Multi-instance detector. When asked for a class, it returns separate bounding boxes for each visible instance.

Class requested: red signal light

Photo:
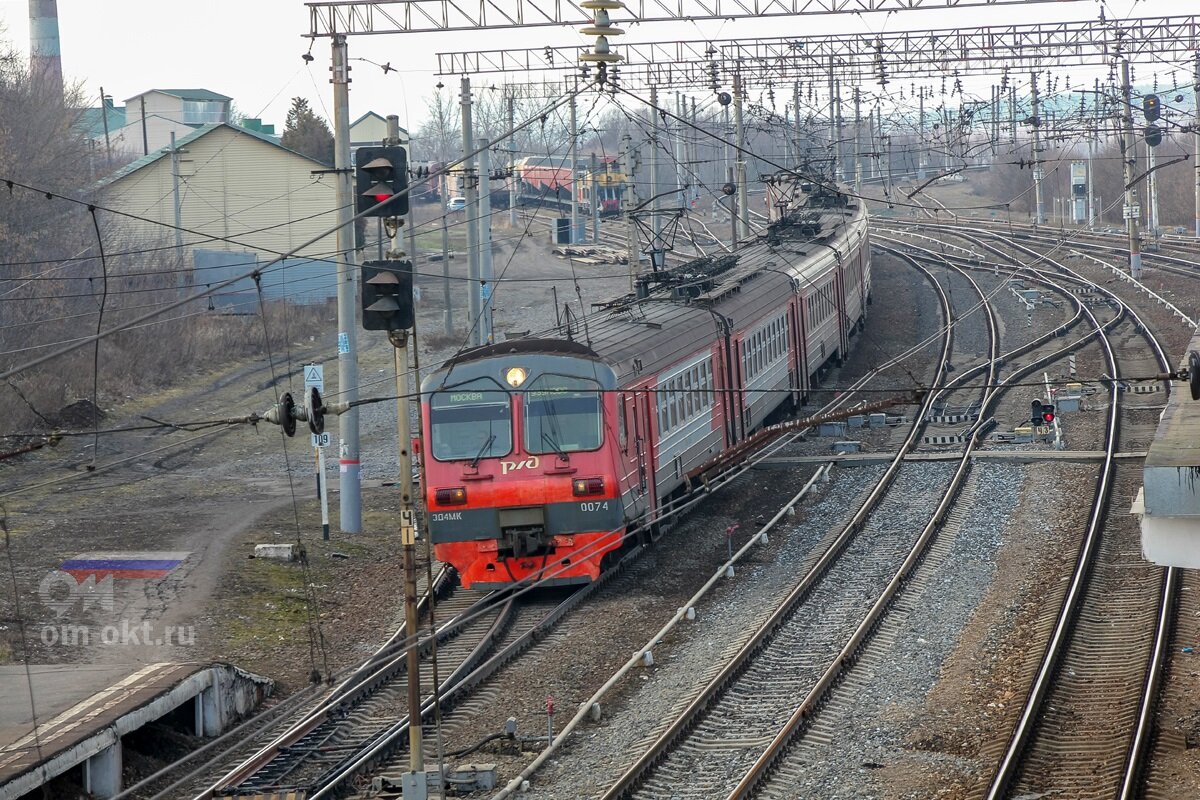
[374,192,393,202]
[1041,404,1056,424]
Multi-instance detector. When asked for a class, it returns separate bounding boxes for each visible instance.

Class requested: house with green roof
[114,89,233,154]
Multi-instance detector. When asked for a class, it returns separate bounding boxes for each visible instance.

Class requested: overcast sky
[0,0,1190,134]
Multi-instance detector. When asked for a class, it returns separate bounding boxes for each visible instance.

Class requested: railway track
[717,244,1137,799]
[593,252,964,799]
[882,222,1179,798]
[187,283,941,798]
[945,230,1176,800]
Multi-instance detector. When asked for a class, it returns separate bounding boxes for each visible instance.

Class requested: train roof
[435,194,867,385]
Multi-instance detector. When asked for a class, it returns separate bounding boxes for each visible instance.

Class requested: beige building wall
[111,117,195,157]
[101,126,338,261]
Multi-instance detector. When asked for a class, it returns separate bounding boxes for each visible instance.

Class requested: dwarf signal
[1030,399,1056,425]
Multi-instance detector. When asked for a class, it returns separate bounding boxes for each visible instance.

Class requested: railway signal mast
[1119,59,1144,280]
[354,120,427,791]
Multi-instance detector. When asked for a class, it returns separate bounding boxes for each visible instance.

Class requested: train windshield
[429,382,512,462]
[523,375,602,455]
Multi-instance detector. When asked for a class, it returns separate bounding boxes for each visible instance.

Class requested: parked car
[446,197,467,212]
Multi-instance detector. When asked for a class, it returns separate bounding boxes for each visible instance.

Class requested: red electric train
[420,188,871,588]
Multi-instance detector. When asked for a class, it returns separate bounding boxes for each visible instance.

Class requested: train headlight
[505,367,528,387]
[572,477,605,496]
[435,487,468,505]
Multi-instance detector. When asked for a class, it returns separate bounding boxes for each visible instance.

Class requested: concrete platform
[0,662,271,799]
[755,450,1147,468]
[1137,334,1200,567]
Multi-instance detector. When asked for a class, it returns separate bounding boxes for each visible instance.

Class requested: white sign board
[304,364,324,392]
[1123,205,1141,220]
[311,431,331,448]
[1032,168,1045,180]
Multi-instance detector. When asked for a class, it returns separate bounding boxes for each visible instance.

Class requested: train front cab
[421,352,625,589]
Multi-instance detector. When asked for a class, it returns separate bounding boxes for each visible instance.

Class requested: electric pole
[827,58,838,181]
[508,95,518,228]
[621,132,637,288]
[591,152,600,243]
[649,84,662,265]
[917,90,926,181]
[169,131,185,288]
[569,78,580,244]
[461,77,482,345]
[1194,52,1200,238]
[331,33,362,533]
[478,139,494,344]
[853,86,862,191]
[733,72,749,241]
[1119,59,1144,279]
[1030,71,1045,225]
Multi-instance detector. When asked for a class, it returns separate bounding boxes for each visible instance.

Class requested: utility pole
[99,87,112,160]
[621,132,637,288]
[722,99,732,198]
[733,72,749,241]
[331,33,362,533]
[569,79,580,244]
[478,139,494,344]
[917,90,926,181]
[461,77,481,346]
[827,58,838,181]
[590,152,600,243]
[1030,71,1045,225]
[1119,59,1143,279]
[885,134,894,203]
[169,132,184,284]
[1194,52,1200,237]
[441,211,452,336]
[793,82,801,168]
[690,96,699,205]
[991,85,999,158]
[508,95,518,228]
[649,84,662,266]
[1088,78,1099,228]
[1147,143,1159,243]
[853,86,862,190]
[675,92,685,200]
[139,95,148,156]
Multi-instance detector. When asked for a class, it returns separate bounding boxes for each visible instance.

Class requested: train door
[790,297,806,402]
[835,258,850,361]
[734,337,749,437]
[634,389,656,521]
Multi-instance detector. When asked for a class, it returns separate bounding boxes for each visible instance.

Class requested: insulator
[579,0,624,66]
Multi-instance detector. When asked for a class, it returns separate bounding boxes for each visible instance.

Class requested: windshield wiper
[541,431,569,461]
[469,434,496,468]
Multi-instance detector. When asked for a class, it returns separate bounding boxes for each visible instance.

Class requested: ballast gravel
[518,463,893,798]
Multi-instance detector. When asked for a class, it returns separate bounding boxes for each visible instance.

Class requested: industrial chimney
[28,0,63,98]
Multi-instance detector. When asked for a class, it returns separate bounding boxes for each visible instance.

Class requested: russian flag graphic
[60,551,189,581]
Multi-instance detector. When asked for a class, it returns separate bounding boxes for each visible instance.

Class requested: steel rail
[596,248,955,800]
[722,242,1116,798]
[194,565,463,798]
[910,224,1169,798]
[957,229,1176,800]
